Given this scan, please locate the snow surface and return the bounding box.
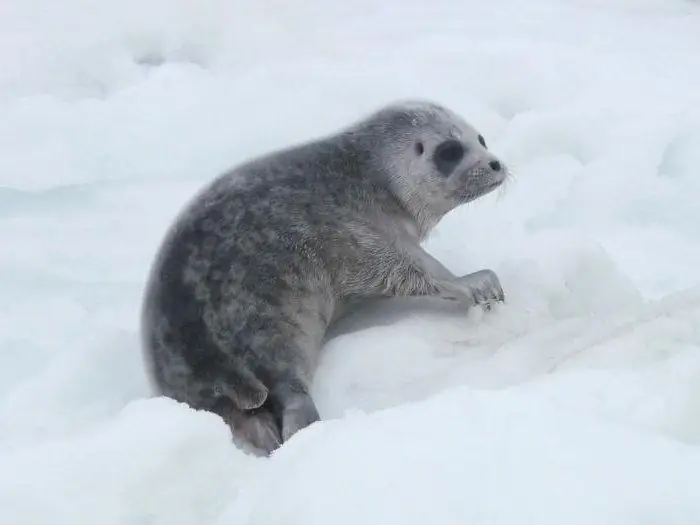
[2,0,700,523]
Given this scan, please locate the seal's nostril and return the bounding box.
[489,160,501,172]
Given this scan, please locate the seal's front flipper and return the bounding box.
[456,269,505,309]
[364,241,505,312]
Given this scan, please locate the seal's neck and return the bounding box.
[339,130,446,243]
[390,184,446,243]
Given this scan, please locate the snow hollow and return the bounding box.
[1,0,700,523]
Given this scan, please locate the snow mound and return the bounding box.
[222,388,700,525]
[0,398,258,525]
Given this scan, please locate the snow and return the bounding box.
[1,0,700,523]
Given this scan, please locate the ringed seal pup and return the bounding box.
[140,99,509,455]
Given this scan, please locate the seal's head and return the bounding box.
[352,100,508,233]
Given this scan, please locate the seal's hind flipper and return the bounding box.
[239,409,282,454]
[229,405,282,455]
[281,392,320,443]
[211,396,280,455]
[218,365,269,411]
[268,378,321,443]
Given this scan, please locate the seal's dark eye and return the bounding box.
[478,135,487,148]
[433,139,464,175]
[415,142,424,155]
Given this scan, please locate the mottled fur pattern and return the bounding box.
[140,100,509,455]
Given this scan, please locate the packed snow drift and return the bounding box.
[1,0,700,523]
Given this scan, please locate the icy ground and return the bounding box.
[1,0,700,523]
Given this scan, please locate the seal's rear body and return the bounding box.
[141,139,400,453]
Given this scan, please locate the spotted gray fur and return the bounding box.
[140,99,509,455]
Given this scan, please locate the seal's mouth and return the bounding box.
[458,170,505,203]
[477,180,504,199]
[484,179,504,191]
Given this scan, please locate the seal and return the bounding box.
[140,99,509,455]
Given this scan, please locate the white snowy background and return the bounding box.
[1,0,700,523]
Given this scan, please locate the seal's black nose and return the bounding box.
[489,160,501,172]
